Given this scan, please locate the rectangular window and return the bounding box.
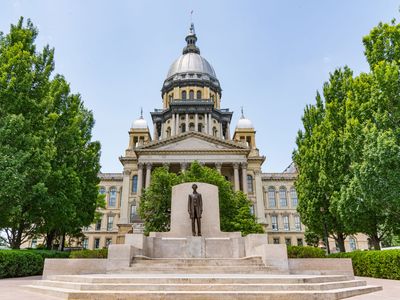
[297,238,303,246]
[271,215,278,231]
[294,216,301,231]
[109,188,117,207]
[273,238,280,244]
[291,188,298,207]
[132,176,138,193]
[31,239,37,249]
[283,215,290,231]
[250,205,255,215]
[130,204,137,223]
[107,216,114,231]
[94,238,100,249]
[285,238,292,246]
[268,188,276,208]
[105,238,112,248]
[95,219,101,231]
[247,175,253,193]
[82,238,88,249]
[280,188,288,207]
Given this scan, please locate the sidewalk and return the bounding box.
[0,275,398,299]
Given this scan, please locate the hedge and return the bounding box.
[0,250,70,278]
[287,245,326,258]
[329,250,400,280]
[70,249,108,258]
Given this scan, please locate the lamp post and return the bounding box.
[320,207,330,254]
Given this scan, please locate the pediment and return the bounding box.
[137,132,248,152]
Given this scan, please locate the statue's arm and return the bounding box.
[188,195,191,214]
[199,194,203,213]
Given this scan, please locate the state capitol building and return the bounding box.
[79,24,367,253]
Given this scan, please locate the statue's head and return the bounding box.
[192,183,198,191]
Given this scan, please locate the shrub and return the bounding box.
[287,246,326,258]
[0,250,43,278]
[329,250,400,280]
[70,249,108,258]
[0,249,71,278]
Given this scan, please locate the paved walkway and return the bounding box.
[0,275,398,299]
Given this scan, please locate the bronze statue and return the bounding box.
[188,183,203,236]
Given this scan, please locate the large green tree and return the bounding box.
[139,162,264,236]
[0,18,102,249]
[0,18,55,248]
[293,67,355,252]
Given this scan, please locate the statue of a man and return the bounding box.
[188,183,203,236]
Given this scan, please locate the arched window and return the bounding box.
[166,127,171,137]
[189,90,194,99]
[198,124,203,132]
[132,175,138,193]
[283,215,290,231]
[268,187,276,208]
[182,90,187,100]
[181,124,186,133]
[189,123,195,131]
[247,175,253,193]
[290,187,298,207]
[196,90,202,99]
[109,187,117,207]
[99,187,106,195]
[212,127,217,137]
[349,236,357,251]
[279,187,287,207]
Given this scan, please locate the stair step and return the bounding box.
[24,284,382,300]
[46,274,354,284]
[132,256,264,266]
[33,279,367,291]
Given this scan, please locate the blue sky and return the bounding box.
[1,1,398,172]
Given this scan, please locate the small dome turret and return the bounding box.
[131,109,148,129]
[236,108,254,129]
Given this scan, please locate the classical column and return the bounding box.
[233,163,240,192]
[215,162,222,174]
[254,169,267,224]
[176,113,180,134]
[119,169,131,224]
[153,123,158,141]
[226,122,231,140]
[180,162,187,172]
[160,122,165,139]
[204,113,208,134]
[241,162,248,194]
[137,163,144,197]
[195,113,199,132]
[185,114,189,132]
[171,114,176,136]
[208,114,212,135]
[145,163,152,188]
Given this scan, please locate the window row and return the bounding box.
[182,90,202,100]
[272,237,303,246]
[82,237,113,250]
[94,215,115,232]
[99,186,119,208]
[267,186,297,208]
[270,215,301,231]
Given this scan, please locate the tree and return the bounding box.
[0,18,102,249]
[38,75,102,249]
[0,18,55,248]
[139,162,264,236]
[293,68,355,252]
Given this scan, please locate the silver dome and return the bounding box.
[166,53,217,79]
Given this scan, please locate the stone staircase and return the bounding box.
[24,256,382,299]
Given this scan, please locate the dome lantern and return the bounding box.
[131,108,148,129]
[236,107,254,129]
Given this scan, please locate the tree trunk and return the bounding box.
[11,223,25,249]
[336,232,346,252]
[59,233,66,251]
[370,233,381,250]
[46,230,56,250]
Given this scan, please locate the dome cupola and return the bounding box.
[162,23,221,97]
